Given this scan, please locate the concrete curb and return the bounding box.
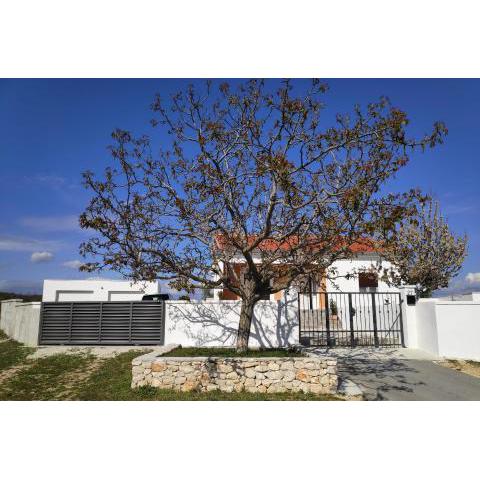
[131,344,180,365]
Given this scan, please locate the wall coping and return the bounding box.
[418,298,480,306]
[132,347,334,366]
[435,301,480,306]
[15,302,41,307]
[1,298,24,303]
[131,344,180,365]
[165,299,279,304]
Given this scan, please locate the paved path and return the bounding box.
[309,348,480,400]
[28,345,165,359]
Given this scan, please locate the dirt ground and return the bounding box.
[435,359,480,379]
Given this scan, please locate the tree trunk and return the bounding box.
[236,296,256,353]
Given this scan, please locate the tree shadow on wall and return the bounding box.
[167,296,298,348]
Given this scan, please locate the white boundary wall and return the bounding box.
[164,296,298,348]
[433,300,480,360]
[3,288,479,356]
[0,299,41,347]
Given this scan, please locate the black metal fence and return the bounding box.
[39,301,165,346]
[298,291,404,348]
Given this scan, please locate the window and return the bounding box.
[259,278,273,300]
[358,272,378,292]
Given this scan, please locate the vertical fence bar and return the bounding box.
[398,293,405,347]
[98,301,103,344]
[68,302,73,343]
[129,302,133,343]
[348,293,355,347]
[160,301,166,344]
[297,292,302,344]
[325,292,331,347]
[371,293,379,347]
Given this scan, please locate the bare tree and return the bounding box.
[382,199,467,297]
[79,79,447,351]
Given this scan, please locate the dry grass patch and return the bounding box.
[436,359,480,379]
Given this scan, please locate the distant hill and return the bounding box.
[0,291,42,302]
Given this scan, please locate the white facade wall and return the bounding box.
[326,256,397,292]
[213,255,399,300]
[42,279,159,302]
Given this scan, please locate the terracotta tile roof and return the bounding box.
[214,234,378,254]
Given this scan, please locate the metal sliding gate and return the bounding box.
[39,301,165,346]
[298,292,404,348]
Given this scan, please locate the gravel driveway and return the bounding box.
[308,347,480,400]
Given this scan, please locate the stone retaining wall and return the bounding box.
[131,348,338,395]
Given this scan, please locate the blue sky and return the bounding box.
[0,79,479,294]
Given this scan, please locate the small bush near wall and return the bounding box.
[0,292,42,302]
[132,347,338,395]
[162,347,304,358]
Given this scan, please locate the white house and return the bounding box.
[211,235,399,302]
[42,278,159,302]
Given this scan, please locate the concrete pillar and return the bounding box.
[0,299,23,337]
[398,285,418,348]
[471,292,480,302]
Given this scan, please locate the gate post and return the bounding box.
[38,302,45,345]
[398,285,418,348]
[371,293,379,347]
[348,293,355,348]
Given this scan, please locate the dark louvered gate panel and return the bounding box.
[131,302,165,344]
[39,301,165,345]
[101,302,132,345]
[39,303,72,344]
[71,303,101,344]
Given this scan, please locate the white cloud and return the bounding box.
[0,235,62,252]
[19,214,80,232]
[31,251,54,263]
[435,273,480,297]
[466,272,480,285]
[24,174,67,189]
[25,174,83,192]
[62,260,83,270]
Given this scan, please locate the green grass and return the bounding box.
[0,332,336,400]
[76,351,337,401]
[162,346,305,358]
[0,329,8,340]
[0,353,93,400]
[0,336,35,372]
[0,348,337,400]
